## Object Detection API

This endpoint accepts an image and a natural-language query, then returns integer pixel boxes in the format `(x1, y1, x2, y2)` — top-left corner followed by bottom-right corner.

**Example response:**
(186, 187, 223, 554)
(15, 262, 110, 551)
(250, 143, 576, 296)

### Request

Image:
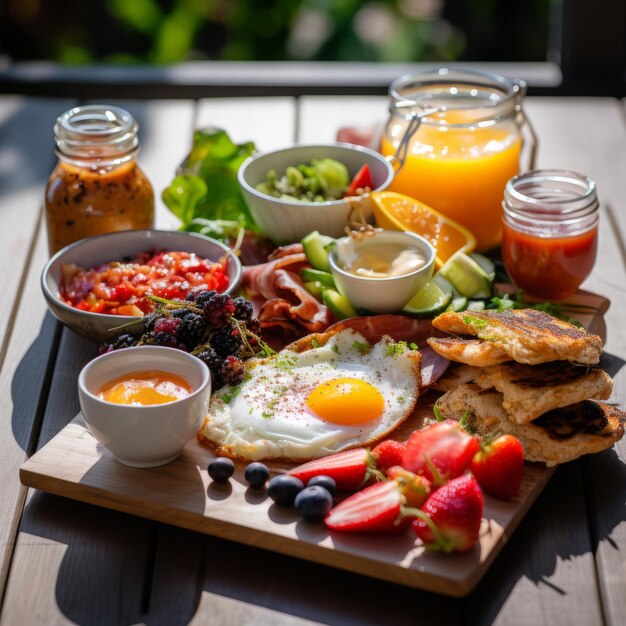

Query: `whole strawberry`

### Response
(402, 420, 480, 486)
(413, 474, 483, 553)
(470, 434, 524, 499)
(372, 439, 406, 471)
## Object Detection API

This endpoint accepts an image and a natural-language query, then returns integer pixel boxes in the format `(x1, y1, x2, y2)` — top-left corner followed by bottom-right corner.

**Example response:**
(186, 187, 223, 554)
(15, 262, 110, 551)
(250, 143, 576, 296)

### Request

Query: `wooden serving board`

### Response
(19, 290, 609, 596)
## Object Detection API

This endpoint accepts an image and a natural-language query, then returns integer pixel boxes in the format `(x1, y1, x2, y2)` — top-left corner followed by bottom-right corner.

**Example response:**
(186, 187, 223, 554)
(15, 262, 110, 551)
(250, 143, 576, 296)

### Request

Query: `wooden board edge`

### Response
(19, 445, 555, 598)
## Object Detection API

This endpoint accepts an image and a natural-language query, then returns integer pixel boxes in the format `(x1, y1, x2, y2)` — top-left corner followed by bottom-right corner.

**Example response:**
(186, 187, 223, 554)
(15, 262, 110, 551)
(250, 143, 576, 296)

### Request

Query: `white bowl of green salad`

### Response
(238, 143, 395, 243)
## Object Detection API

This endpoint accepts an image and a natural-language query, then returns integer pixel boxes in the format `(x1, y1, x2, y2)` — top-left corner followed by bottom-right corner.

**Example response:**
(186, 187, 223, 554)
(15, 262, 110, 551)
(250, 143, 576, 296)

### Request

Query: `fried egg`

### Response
(198, 329, 421, 461)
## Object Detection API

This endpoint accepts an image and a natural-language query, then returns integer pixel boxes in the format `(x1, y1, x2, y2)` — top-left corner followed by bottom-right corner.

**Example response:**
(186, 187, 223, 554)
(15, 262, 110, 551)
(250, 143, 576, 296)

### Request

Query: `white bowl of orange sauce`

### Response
(78, 346, 211, 467)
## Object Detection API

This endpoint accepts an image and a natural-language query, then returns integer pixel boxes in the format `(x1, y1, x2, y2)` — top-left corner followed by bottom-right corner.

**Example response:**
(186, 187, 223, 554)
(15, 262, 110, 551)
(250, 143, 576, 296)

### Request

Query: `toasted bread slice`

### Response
(435, 384, 624, 466)
(427, 336, 511, 366)
(431, 364, 479, 392)
(432, 309, 602, 365)
(474, 362, 613, 424)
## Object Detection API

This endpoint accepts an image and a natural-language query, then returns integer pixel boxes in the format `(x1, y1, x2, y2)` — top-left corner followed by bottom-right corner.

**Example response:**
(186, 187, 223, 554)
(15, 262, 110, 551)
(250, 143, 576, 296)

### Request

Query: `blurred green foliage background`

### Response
(0, 0, 550, 64)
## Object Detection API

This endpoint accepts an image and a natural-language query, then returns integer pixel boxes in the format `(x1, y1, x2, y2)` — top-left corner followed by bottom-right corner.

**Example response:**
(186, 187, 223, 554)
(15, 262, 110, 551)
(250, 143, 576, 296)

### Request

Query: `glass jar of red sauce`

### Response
(502, 170, 599, 299)
(45, 105, 154, 255)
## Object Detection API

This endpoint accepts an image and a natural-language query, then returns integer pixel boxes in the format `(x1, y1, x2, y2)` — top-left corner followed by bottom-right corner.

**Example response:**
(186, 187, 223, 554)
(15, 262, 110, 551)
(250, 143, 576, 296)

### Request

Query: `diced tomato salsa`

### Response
(60, 250, 230, 315)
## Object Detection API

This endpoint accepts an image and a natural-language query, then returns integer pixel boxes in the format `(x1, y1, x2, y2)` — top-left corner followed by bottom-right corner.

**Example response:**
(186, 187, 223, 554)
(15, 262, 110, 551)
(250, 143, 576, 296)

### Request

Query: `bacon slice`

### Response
(243, 249, 333, 335)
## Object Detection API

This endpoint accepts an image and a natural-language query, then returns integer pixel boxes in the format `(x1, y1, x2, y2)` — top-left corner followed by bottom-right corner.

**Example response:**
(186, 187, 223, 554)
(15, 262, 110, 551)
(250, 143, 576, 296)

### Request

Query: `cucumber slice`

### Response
(300, 268, 336, 289)
(469, 253, 496, 282)
(303, 281, 324, 299)
(402, 277, 453, 317)
(438, 251, 493, 299)
(445, 296, 468, 312)
(322, 289, 357, 320)
(301, 231, 336, 272)
(466, 300, 486, 311)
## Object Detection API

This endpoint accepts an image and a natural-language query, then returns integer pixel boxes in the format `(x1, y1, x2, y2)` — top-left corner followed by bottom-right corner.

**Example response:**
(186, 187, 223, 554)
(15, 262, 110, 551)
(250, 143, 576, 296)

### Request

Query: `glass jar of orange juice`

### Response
(45, 105, 154, 255)
(381, 68, 536, 252)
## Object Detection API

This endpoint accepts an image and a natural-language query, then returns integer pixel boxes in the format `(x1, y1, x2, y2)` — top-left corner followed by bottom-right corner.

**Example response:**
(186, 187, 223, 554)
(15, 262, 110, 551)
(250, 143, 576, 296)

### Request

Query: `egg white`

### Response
(199, 329, 421, 461)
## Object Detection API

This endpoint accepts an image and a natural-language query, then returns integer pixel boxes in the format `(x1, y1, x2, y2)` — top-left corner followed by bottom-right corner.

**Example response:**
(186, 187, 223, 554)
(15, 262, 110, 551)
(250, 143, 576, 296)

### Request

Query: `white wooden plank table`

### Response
(0, 94, 624, 626)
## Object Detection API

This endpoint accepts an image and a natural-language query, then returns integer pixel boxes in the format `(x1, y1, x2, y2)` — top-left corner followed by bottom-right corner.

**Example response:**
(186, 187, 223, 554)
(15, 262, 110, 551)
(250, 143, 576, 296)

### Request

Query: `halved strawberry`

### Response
(402, 420, 480, 486)
(372, 439, 406, 471)
(289, 448, 382, 492)
(471, 434, 524, 499)
(413, 474, 483, 553)
(325, 480, 413, 533)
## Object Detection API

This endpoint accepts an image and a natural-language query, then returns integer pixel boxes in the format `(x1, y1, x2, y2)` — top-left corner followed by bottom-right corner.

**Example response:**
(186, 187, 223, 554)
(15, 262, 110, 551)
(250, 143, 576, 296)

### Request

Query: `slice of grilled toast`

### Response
(432, 309, 602, 365)
(435, 384, 624, 466)
(426, 337, 511, 367)
(474, 362, 613, 423)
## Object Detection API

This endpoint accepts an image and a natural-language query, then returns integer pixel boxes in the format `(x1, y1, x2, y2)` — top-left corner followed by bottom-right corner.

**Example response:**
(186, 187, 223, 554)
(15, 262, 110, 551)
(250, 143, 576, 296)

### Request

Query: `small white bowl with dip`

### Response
(329, 230, 436, 314)
(78, 346, 211, 468)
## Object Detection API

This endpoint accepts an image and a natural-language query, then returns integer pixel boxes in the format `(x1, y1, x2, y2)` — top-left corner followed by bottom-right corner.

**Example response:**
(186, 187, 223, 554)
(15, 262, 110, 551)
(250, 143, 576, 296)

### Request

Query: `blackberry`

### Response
(111, 333, 139, 350)
(186, 287, 217, 307)
(143, 331, 180, 349)
(177, 313, 206, 348)
(154, 317, 181, 335)
(233, 297, 254, 321)
(219, 355, 245, 386)
(203, 293, 235, 328)
(212, 324, 243, 357)
(197, 347, 222, 377)
(245, 318, 261, 337)
(143, 312, 159, 333)
(171, 307, 193, 319)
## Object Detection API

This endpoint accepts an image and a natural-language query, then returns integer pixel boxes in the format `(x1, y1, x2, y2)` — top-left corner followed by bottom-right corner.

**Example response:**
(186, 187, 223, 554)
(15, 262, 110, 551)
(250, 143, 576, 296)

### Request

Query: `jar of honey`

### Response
(45, 105, 154, 255)
(381, 68, 536, 252)
(502, 170, 599, 299)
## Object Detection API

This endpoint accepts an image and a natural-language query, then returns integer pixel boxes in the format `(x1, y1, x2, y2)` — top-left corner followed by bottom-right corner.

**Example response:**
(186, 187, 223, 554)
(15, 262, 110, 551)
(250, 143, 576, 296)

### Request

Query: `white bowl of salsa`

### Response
(41, 229, 242, 343)
(78, 345, 211, 467)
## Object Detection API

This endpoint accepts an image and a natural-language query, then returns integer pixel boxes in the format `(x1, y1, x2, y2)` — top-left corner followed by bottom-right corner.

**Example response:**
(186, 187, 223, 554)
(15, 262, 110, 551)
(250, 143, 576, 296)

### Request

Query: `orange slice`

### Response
(370, 191, 476, 268)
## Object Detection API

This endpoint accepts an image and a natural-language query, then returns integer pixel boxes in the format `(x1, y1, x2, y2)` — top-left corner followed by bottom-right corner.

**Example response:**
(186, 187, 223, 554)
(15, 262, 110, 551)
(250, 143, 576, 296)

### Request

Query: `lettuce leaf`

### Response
(162, 128, 258, 241)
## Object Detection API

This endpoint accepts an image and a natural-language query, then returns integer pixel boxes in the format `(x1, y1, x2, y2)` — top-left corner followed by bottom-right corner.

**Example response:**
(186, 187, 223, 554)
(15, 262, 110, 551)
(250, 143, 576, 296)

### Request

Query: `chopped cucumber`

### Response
(445, 296, 468, 312)
(322, 289, 357, 320)
(466, 300, 486, 311)
(402, 277, 453, 317)
(301, 231, 336, 272)
(303, 281, 324, 299)
(300, 268, 336, 289)
(438, 251, 493, 299)
(469, 253, 496, 282)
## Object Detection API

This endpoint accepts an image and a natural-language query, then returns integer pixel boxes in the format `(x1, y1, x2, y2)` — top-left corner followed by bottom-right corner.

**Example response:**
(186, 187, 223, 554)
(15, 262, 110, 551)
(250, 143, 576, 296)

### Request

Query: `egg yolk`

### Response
(305, 378, 385, 425)
(98, 370, 191, 405)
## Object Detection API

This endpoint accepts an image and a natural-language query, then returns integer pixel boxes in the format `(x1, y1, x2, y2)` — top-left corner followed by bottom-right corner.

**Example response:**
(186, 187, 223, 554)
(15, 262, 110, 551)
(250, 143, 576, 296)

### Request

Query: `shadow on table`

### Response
(10, 312, 61, 453)
(466, 449, 626, 624)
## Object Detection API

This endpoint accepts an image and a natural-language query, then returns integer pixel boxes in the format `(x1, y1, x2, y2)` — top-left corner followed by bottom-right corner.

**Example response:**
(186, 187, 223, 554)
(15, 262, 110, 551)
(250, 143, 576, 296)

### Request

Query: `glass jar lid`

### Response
(503, 169, 599, 236)
(54, 105, 139, 167)
(389, 67, 526, 127)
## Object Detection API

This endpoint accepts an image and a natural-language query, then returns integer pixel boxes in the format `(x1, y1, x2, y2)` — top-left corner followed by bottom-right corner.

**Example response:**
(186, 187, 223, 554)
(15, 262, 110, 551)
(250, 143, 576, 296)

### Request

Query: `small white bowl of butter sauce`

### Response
(78, 346, 211, 468)
(329, 230, 436, 314)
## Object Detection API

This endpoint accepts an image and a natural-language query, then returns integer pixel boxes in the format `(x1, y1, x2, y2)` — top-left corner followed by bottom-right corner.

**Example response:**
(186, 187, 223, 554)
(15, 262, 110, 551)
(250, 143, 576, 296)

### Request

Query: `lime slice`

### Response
(445, 296, 468, 312)
(439, 251, 493, 298)
(402, 276, 453, 317)
(469, 253, 496, 282)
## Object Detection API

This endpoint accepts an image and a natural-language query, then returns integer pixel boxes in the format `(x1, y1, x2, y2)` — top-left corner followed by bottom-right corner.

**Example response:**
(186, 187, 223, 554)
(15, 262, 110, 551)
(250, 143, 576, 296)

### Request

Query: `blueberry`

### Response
(208, 457, 235, 483)
(245, 462, 270, 488)
(294, 486, 333, 521)
(268, 475, 304, 506)
(307, 475, 337, 496)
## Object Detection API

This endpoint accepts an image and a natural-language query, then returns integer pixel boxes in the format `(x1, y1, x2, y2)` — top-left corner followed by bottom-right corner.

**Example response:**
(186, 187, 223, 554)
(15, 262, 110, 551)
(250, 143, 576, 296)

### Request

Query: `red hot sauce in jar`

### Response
(502, 170, 599, 299)
(45, 105, 154, 255)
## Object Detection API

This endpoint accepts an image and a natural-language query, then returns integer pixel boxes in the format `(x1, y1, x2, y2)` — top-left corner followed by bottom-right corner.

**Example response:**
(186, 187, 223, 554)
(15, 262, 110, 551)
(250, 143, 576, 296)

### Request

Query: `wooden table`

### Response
(0, 94, 625, 626)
